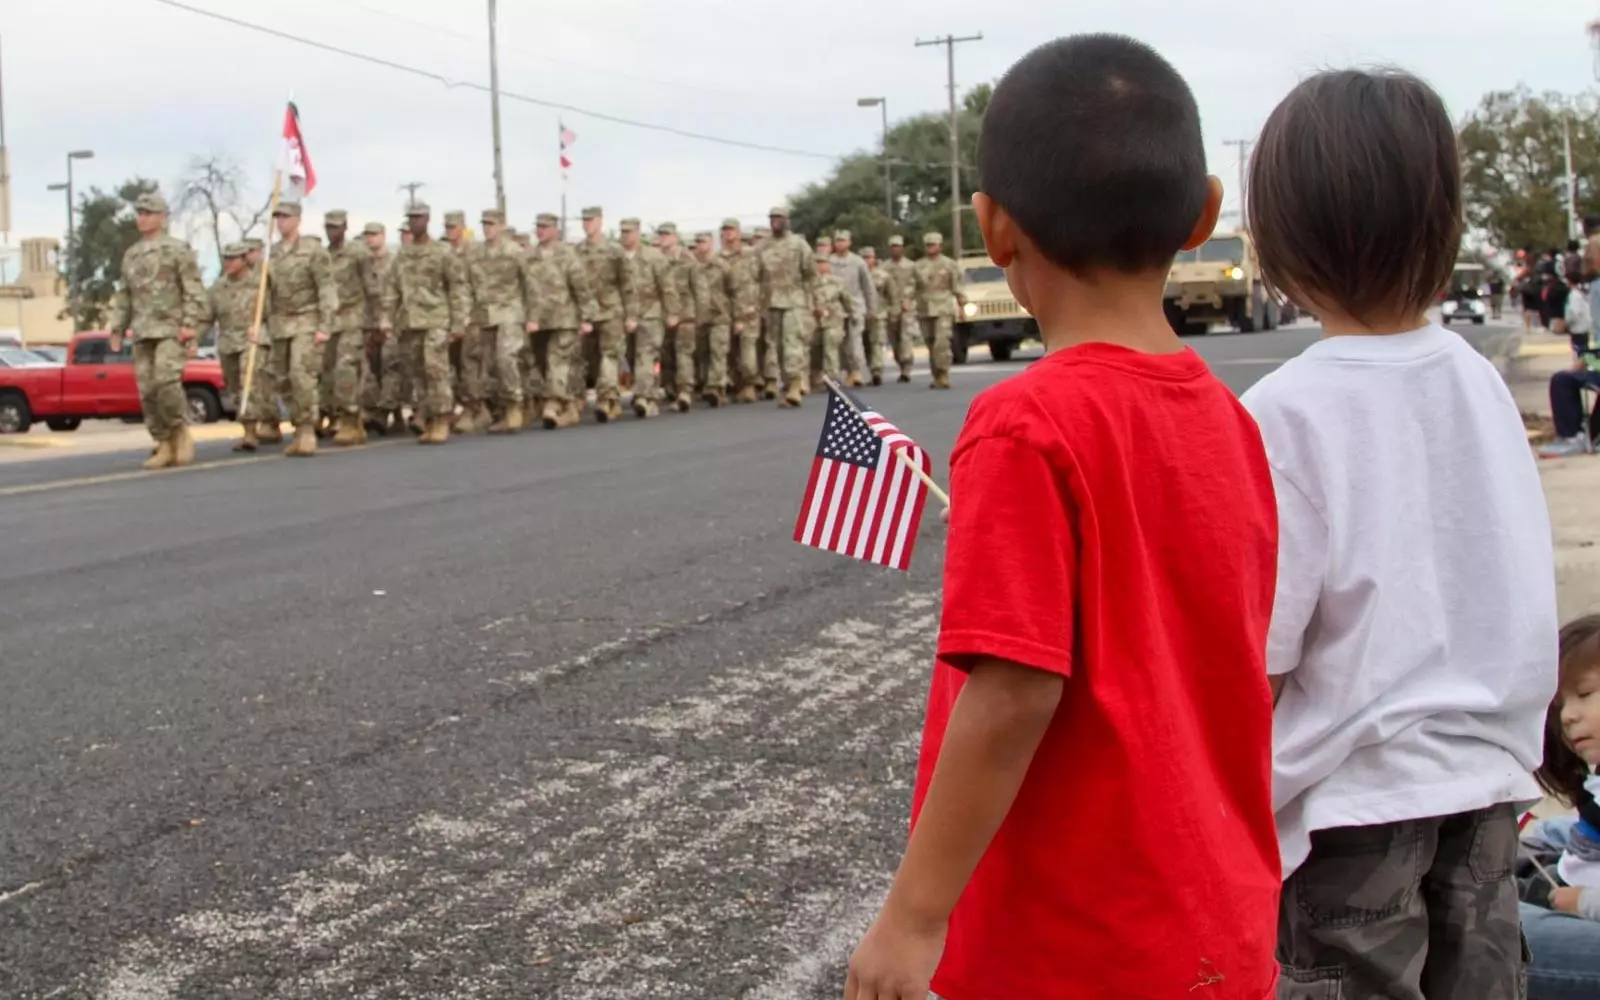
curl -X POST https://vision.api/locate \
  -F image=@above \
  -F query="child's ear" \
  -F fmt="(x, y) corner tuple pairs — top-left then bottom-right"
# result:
(1180, 176), (1225, 252)
(972, 193), (1014, 268)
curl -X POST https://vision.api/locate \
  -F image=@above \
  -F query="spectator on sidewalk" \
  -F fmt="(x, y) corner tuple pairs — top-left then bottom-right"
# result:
(845, 34), (1281, 1000)
(1242, 67), (1558, 996)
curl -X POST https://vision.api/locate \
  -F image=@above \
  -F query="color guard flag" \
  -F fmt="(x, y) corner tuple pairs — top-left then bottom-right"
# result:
(281, 102), (317, 199)
(560, 122), (576, 176)
(794, 384), (931, 571)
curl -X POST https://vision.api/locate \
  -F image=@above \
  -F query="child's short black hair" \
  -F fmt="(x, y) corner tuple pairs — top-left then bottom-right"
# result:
(978, 34), (1207, 275)
(1249, 69), (1461, 323)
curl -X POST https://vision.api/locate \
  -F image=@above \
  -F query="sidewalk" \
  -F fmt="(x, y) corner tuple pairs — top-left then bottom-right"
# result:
(0, 421), (250, 462)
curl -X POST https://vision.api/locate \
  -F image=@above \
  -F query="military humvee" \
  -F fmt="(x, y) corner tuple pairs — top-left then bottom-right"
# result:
(1163, 231), (1279, 335)
(953, 254), (1037, 363)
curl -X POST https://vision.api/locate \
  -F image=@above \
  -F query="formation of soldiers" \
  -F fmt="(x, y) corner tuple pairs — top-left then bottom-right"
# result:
(110, 195), (969, 468)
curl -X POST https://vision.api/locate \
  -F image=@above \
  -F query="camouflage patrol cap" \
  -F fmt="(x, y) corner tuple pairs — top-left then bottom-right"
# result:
(324, 210), (348, 227)
(754, 226), (771, 237)
(619, 217), (641, 232)
(581, 206), (603, 220)
(443, 210), (466, 227)
(694, 231), (714, 242)
(535, 212), (559, 227)
(656, 222), (678, 236)
(768, 205), (790, 218)
(814, 252), (831, 263)
(833, 229), (850, 241)
(815, 239), (830, 251)
(273, 199), (303, 218)
(362, 222), (385, 236)
(481, 209), (505, 225)
(923, 231), (943, 245)
(405, 201), (431, 216)
(134, 192), (169, 214)
(244, 238), (264, 251)
(720, 217), (741, 230)
(861, 246), (876, 257)
(221, 242), (248, 258)
(887, 235), (905, 247)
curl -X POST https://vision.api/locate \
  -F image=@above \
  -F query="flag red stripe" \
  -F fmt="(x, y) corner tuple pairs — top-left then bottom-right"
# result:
(826, 466), (858, 552)
(872, 451), (908, 563)
(895, 447), (932, 570)
(812, 459), (842, 548)
(842, 466), (874, 556)
(883, 448), (916, 569)
(794, 456), (825, 544)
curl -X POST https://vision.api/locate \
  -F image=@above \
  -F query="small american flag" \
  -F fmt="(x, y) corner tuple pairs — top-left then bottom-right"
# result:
(794, 384), (931, 571)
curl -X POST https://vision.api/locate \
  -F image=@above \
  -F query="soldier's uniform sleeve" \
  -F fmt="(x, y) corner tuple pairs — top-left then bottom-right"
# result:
(689, 261), (711, 318)
(855, 257), (877, 315)
(657, 256), (682, 319)
(312, 246), (337, 333)
(840, 283), (857, 320)
(361, 252), (382, 323)
(178, 243), (208, 330)
(446, 249), (471, 335)
(519, 254), (540, 327)
(950, 258), (966, 303)
(800, 245), (818, 301)
(202, 281), (222, 330)
(568, 254), (599, 325)
(380, 254), (400, 329)
(616, 247), (639, 322)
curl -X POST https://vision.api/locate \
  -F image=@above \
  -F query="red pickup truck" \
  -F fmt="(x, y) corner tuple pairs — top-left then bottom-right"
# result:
(0, 331), (231, 434)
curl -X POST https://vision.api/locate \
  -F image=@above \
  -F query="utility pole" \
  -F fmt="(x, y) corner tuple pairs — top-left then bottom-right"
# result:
(486, 0), (507, 217)
(1224, 139), (1253, 231)
(0, 34), (11, 284)
(916, 32), (982, 258)
(398, 181), (426, 210)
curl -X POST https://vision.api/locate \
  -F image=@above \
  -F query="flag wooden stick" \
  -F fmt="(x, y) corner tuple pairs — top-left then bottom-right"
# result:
(238, 170), (282, 423)
(1529, 853), (1563, 891)
(822, 375), (951, 507)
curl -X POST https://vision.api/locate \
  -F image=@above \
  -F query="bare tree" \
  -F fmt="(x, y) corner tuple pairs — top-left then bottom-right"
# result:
(172, 154), (272, 267)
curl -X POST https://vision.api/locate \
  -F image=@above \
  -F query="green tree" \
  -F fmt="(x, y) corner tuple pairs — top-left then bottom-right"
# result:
(66, 178), (158, 330)
(1459, 87), (1600, 253)
(789, 85), (986, 257)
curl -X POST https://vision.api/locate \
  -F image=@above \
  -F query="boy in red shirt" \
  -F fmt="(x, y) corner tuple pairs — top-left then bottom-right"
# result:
(845, 35), (1281, 1000)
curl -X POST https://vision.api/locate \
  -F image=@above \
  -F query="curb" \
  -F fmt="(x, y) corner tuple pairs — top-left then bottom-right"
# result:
(0, 421), (251, 454)
(0, 435), (72, 450)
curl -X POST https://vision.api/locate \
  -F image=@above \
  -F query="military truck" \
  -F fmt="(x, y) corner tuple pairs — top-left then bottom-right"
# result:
(1163, 231), (1279, 335)
(953, 255), (1038, 363)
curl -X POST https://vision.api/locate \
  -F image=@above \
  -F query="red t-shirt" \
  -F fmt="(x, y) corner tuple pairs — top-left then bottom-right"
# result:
(916, 342), (1281, 1000)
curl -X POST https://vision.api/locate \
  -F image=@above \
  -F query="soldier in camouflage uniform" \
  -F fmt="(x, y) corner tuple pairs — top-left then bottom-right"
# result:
(466, 208), (537, 434)
(689, 232), (738, 409)
(656, 222), (700, 405)
(719, 219), (762, 404)
(755, 206), (817, 408)
(263, 199), (337, 456)
(243, 238), (264, 273)
(572, 206), (639, 423)
(322, 210), (381, 446)
(751, 225), (777, 397)
(442, 211), (489, 433)
(108, 192), (207, 470)
(884, 236), (919, 382)
(809, 255), (857, 385)
(829, 230), (877, 387)
(525, 211), (598, 429)
(381, 202), (471, 444)
(619, 217), (680, 419)
(862, 246), (896, 387)
(359, 223), (409, 435)
(912, 231), (966, 389)
(203, 242), (275, 452)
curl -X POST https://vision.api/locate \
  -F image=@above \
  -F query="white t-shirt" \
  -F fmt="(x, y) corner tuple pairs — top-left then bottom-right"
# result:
(1242, 325), (1557, 878)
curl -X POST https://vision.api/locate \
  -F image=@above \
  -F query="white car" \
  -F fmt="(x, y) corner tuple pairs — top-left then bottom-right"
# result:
(1440, 296), (1487, 326)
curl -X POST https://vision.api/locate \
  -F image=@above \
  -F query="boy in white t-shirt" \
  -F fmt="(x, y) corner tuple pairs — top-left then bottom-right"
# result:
(1240, 69), (1558, 997)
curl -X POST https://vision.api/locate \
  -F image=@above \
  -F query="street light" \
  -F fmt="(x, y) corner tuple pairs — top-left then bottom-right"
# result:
(61, 150), (93, 333)
(857, 97), (891, 220)
(47, 181), (74, 330)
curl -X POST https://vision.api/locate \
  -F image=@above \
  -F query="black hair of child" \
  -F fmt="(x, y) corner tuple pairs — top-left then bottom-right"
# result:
(1535, 614), (1600, 806)
(977, 34), (1208, 275)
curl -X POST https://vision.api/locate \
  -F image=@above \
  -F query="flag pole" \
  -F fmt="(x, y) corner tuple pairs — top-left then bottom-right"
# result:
(559, 120), (568, 241)
(823, 375), (950, 506)
(239, 169), (281, 424)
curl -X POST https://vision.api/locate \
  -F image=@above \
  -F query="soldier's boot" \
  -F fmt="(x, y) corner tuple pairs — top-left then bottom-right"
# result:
(781, 381), (804, 409)
(930, 372), (952, 390)
(333, 414), (364, 447)
(898, 363), (914, 383)
(257, 421), (285, 444)
(143, 435), (177, 471)
(488, 405), (523, 435)
(233, 422), (259, 453)
(762, 382), (779, 401)
(734, 386), (758, 405)
(702, 387), (724, 408)
(871, 371), (884, 387)
(286, 423), (318, 456)
(674, 392), (693, 413)
(419, 416), (448, 445)
(846, 372), (864, 388)
(451, 406), (479, 435)
(597, 398), (623, 424)
(315, 415), (335, 440)
(170, 424), (196, 467)
(408, 412), (426, 436)
(541, 399), (563, 430)
(363, 412), (388, 438)
(558, 401), (583, 429)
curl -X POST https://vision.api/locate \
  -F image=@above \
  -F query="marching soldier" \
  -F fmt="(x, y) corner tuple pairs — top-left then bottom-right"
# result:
(885, 235), (919, 382)
(829, 230), (876, 387)
(381, 202), (471, 444)
(656, 222), (700, 406)
(912, 231), (966, 390)
(719, 218), (762, 403)
(359, 222), (408, 435)
(862, 246), (896, 388)
(466, 208), (536, 434)
(690, 232), (737, 409)
(620, 217), (681, 419)
(755, 206), (817, 408)
(443, 210), (489, 433)
(264, 198), (337, 457)
(203, 242), (274, 452)
(526, 211), (598, 429)
(243, 238), (264, 274)
(810, 254), (857, 385)
(573, 206), (639, 423)
(324, 210), (381, 446)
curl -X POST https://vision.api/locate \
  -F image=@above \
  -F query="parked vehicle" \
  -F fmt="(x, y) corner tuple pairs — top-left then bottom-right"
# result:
(1163, 231), (1278, 334)
(0, 331), (230, 434)
(28, 346), (67, 365)
(953, 255), (1037, 363)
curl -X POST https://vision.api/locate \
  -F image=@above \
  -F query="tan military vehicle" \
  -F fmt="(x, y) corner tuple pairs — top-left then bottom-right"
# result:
(1163, 231), (1279, 335)
(954, 254), (1037, 362)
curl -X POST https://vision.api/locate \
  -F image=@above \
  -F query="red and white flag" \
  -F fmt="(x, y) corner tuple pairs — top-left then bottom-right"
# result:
(794, 384), (931, 571)
(560, 122), (576, 177)
(280, 101), (317, 200)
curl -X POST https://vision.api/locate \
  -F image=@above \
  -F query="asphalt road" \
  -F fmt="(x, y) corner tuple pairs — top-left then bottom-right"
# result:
(0, 323), (1511, 1000)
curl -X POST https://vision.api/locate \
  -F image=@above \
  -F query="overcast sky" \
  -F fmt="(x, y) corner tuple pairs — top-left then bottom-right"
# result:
(1, 0), (1594, 269)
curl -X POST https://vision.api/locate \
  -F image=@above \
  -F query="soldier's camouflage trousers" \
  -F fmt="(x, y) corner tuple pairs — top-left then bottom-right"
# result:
(220, 346), (276, 423)
(734, 323), (761, 390)
(770, 308), (807, 387)
(920, 316), (953, 378)
(271, 332), (324, 427)
(133, 337), (188, 441)
(1277, 803), (1529, 1000)
(482, 323), (524, 406)
(627, 318), (664, 403)
(401, 328), (454, 420)
(661, 324), (682, 398)
(865, 317), (886, 377)
(842, 314), (866, 375)
(450, 326), (486, 408)
(571, 318), (623, 405)
(526, 328), (578, 407)
(319, 330), (365, 417)
(363, 331), (412, 414)
(892, 313), (919, 374)
(809, 322), (845, 384)
(760, 313), (779, 391)
(687, 322), (730, 395)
